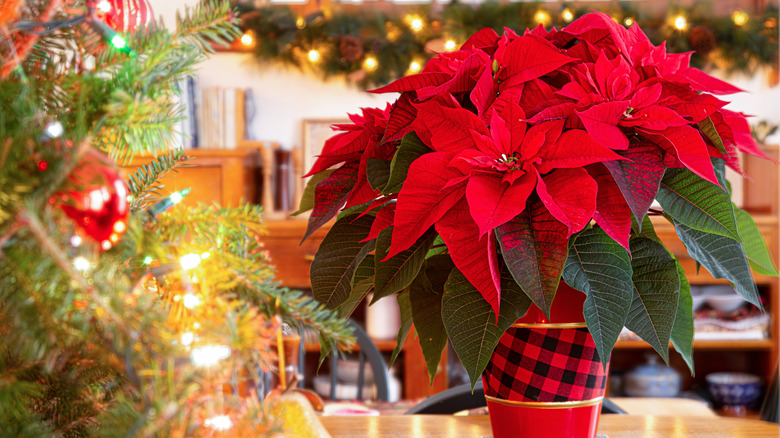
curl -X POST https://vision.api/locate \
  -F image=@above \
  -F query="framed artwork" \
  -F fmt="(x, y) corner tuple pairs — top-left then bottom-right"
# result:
(301, 118), (350, 177)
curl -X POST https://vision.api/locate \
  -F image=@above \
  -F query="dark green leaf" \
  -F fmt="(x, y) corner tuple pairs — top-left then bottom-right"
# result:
(427, 235), (447, 257)
(410, 270), (448, 384)
(698, 117), (727, 155)
(563, 227), (633, 368)
(335, 255), (375, 318)
(735, 207), (779, 276)
(442, 267), (532, 389)
(496, 201), (569, 317)
(383, 132), (432, 195)
(625, 237), (680, 363)
(424, 254), (455, 294)
(311, 214), (375, 309)
(390, 290), (414, 367)
(373, 227), (436, 302)
(633, 214), (663, 243)
(291, 169), (335, 216)
(367, 158), (392, 191)
(657, 167), (740, 241)
(671, 258), (695, 374)
(674, 220), (761, 309)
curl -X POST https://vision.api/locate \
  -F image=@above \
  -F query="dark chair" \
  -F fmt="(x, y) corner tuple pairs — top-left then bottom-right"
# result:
(328, 319), (391, 402)
(405, 380), (627, 415)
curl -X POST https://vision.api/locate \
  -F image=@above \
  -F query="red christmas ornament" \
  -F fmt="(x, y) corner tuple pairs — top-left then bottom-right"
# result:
(97, 0), (153, 33)
(53, 147), (129, 251)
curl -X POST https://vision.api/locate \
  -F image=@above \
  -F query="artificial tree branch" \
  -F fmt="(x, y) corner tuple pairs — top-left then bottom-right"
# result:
(1, 0), (63, 79)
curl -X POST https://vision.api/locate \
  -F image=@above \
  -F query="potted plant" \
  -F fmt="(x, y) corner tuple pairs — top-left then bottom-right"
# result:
(298, 11), (777, 438)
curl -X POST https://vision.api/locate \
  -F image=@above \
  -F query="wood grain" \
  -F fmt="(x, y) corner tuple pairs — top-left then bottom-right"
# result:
(320, 414), (780, 437)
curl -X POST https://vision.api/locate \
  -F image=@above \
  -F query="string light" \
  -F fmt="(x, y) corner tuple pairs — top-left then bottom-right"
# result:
(37, 160), (47, 172)
(673, 15), (688, 31)
(101, 240), (112, 251)
(73, 256), (91, 271)
(113, 221), (126, 233)
(204, 415), (233, 431)
(179, 253), (202, 271)
(181, 332), (194, 346)
(240, 32), (254, 47)
(110, 34), (127, 50)
(96, 0), (112, 13)
(70, 235), (83, 247)
(363, 57), (378, 72)
(534, 10), (551, 25)
(732, 11), (749, 26)
(182, 293), (200, 309)
(191, 345), (231, 367)
(43, 121), (64, 139)
(296, 17), (306, 29)
(200, 252), (211, 260)
(143, 256), (153, 265)
(409, 61), (422, 74)
(410, 18), (424, 32)
(307, 49), (320, 62)
(624, 17), (634, 26)
(444, 39), (457, 51)
(562, 8), (574, 23)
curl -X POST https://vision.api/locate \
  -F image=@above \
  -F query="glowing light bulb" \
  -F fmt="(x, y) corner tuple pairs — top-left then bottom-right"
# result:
(674, 15), (688, 31)
(191, 345), (231, 367)
(182, 293), (200, 309)
(410, 18), (424, 32)
(200, 252), (211, 260)
(307, 50), (320, 62)
(96, 0), (111, 13)
(444, 39), (457, 51)
(240, 32), (254, 47)
(169, 191), (184, 205)
(101, 240), (112, 251)
(180, 253), (201, 271)
(624, 17), (634, 27)
(409, 61), (422, 73)
(73, 256), (91, 271)
(110, 34), (127, 50)
(562, 8), (574, 23)
(732, 11), (749, 26)
(143, 256), (153, 265)
(181, 332), (194, 346)
(113, 221), (126, 233)
(44, 121), (64, 139)
(204, 415), (233, 431)
(535, 10), (551, 25)
(70, 235), (82, 247)
(296, 17), (306, 29)
(363, 57), (378, 72)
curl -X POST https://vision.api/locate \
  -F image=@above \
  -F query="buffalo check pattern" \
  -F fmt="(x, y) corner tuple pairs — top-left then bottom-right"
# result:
(482, 327), (608, 402)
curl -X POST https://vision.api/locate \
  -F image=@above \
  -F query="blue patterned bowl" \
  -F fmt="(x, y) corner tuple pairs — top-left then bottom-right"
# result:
(706, 372), (763, 407)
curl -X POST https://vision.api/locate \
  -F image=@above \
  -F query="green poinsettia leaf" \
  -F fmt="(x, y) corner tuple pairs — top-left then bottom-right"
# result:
(367, 158), (392, 191)
(671, 258), (695, 374)
(496, 201), (569, 318)
(633, 214), (663, 243)
(311, 214), (375, 309)
(563, 227), (633, 368)
(442, 267), (532, 389)
(427, 235), (447, 257)
(373, 227), (436, 302)
(657, 167), (740, 241)
(698, 117), (728, 155)
(383, 132), (433, 195)
(390, 290), (414, 367)
(335, 255), (375, 318)
(291, 169), (335, 216)
(735, 207), (779, 276)
(410, 268), (448, 385)
(425, 254), (455, 293)
(625, 237), (680, 364)
(303, 163), (360, 242)
(673, 220), (762, 309)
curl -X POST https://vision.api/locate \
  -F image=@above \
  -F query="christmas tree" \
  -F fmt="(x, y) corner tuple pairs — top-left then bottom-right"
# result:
(0, 1), (351, 435)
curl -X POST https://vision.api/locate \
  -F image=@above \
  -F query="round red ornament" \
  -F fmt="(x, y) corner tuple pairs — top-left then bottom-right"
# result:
(53, 147), (129, 251)
(97, 0), (153, 33)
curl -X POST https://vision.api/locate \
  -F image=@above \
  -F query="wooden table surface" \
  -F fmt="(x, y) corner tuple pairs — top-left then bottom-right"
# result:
(320, 414), (780, 437)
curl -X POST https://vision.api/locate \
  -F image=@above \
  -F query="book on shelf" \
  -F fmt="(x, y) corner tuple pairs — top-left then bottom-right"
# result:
(196, 86), (248, 149)
(173, 75), (198, 149)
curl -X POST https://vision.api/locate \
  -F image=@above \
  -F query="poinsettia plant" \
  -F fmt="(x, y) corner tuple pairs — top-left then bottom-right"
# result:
(296, 11), (778, 385)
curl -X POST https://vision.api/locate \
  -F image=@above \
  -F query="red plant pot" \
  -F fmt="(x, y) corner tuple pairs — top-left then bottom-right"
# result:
(481, 282), (609, 438)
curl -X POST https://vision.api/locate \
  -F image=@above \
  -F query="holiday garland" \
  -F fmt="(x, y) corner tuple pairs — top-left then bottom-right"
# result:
(234, 2), (779, 89)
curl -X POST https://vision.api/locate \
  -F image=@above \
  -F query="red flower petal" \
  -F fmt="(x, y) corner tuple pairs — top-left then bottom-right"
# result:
(536, 129), (626, 174)
(382, 93), (417, 143)
(602, 142), (666, 226)
(536, 168), (598, 236)
(466, 172), (536, 237)
(497, 36), (576, 85)
(641, 126), (719, 186)
(577, 101), (630, 150)
(413, 99), (488, 152)
(369, 72), (453, 94)
(588, 165), (631, 251)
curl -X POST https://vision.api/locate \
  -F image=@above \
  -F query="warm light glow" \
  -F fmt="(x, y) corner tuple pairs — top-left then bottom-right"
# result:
(200, 252), (211, 260)
(180, 253), (201, 271)
(73, 256), (91, 271)
(169, 191), (184, 205)
(307, 50), (321, 62)
(296, 17), (306, 29)
(410, 18), (424, 32)
(143, 255), (153, 265)
(191, 345), (231, 367)
(182, 293), (200, 309)
(674, 15), (688, 31)
(732, 11), (749, 26)
(240, 32), (254, 47)
(70, 235), (82, 248)
(535, 10), (551, 25)
(101, 241), (112, 251)
(96, 0), (111, 13)
(409, 61), (422, 73)
(204, 415), (233, 431)
(173, 294), (181, 302)
(110, 35), (127, 50)
(624, 17), (634, 26)
(113, 221), (126, 233)
(181, 332), (194, 346)
(44, 121), (64, 139)
(444, 39), (457, 51)
(109, 233), (119, 243)
(363, 57), (378, 72)
(562, 8), (574, 23)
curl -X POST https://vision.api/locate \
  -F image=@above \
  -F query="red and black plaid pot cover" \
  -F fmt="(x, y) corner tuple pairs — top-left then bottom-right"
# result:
(482, 326), (609, 402)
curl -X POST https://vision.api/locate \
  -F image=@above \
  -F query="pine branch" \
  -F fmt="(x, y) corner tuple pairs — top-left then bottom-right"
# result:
(174, 0), (240, 52)
(126, 148), (190, 212)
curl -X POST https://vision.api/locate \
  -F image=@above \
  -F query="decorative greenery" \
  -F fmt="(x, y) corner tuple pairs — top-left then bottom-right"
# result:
(235, 2), (778, 89)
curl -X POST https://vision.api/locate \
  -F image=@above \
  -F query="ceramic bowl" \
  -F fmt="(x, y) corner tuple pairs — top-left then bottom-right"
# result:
(701, 285), (745, 313)
(706, 372), (763, 407)
(690, 286), (706, 311)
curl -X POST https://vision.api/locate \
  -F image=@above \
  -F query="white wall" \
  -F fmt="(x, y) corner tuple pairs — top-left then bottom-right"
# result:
(152, 0), (780, 149)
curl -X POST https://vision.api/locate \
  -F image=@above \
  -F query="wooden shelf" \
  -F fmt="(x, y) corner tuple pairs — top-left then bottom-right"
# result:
(615, 339), (774, 350)
(304, 338), (403, 353)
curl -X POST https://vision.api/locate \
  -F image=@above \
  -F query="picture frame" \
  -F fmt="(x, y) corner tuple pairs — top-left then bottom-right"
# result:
(301, 118), (350, 177)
